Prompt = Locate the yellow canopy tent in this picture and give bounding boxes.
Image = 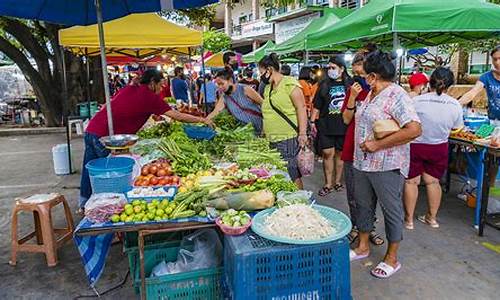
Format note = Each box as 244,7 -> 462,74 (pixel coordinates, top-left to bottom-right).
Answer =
204,52 -> 225,67
59,13 -> 202,58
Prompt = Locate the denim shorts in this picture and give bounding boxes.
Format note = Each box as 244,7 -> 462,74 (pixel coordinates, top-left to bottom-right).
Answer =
270,137 -> 301,181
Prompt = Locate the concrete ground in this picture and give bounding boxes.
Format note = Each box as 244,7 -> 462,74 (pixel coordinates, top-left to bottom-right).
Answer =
0,133 -> 498,300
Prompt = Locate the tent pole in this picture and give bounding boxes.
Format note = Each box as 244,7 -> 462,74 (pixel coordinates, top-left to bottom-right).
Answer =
187,47 -> 193,107
305,50 -> 310,65
201,46 -> 208,114
95,0 -> 114,136
61,47 -> 72,174
393,32 -> 401,83
85,49 -> 91,118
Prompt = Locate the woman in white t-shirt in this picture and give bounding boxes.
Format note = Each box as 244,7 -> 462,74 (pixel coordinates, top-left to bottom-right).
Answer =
404,67 -> 463,229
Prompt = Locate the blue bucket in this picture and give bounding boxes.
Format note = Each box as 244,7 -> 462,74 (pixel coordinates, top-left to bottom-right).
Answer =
86,157 -> 135,194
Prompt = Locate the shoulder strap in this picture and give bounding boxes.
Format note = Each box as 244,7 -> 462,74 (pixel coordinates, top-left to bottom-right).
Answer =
268,85 -> 298,133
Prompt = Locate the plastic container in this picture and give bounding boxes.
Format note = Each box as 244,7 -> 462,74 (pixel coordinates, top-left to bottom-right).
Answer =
86,157 -> 135,194
224,231 -> 351,300
78,102 -> 98,117
133,245 -> 222,299
52,144 -> 72,175
215,217 -> 252,236
183,124 -> 216,140
464,116 -> 489,131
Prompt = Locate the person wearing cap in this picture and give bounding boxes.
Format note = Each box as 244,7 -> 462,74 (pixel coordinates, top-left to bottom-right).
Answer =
408,72 -> 429,98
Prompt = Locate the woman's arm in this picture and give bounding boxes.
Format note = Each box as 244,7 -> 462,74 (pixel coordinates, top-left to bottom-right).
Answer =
459,81 -> 484,106
244,85 -> 263,105
342,83 -> 362,125
165,110 -> 213,127
206,96 -> 226,120
360,121 -> 422,153
290,86 -> 308,146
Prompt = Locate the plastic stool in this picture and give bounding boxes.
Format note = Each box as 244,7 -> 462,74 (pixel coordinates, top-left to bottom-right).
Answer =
68,119 -> 84,139
10,193 -> 74,267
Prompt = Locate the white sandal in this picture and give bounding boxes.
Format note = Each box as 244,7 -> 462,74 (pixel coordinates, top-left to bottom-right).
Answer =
371,261 -> 402,279
417,215 -> 439,228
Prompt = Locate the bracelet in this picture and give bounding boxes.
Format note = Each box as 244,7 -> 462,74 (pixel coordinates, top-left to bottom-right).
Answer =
346,106 -> 356,111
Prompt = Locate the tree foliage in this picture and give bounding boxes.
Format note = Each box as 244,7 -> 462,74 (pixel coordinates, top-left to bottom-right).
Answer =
203,30 -> 232,53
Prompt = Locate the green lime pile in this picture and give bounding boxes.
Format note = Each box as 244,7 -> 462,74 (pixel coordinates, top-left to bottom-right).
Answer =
110,199 -> 176,223
220,209 -> 251,227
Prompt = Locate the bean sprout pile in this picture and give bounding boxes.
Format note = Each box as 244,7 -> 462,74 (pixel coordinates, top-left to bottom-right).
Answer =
264,204 -> 335,241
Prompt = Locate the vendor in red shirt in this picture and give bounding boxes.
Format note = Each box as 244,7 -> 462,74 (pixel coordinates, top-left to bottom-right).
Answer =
340,49 -> 384,246
80,69 -> 213,210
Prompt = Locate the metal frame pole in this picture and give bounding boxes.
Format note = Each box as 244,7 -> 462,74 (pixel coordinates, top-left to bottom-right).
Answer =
95,0 -> 114,136
61,47 -> 73,174
187,47 -> 193,107
85,49 -> 91,118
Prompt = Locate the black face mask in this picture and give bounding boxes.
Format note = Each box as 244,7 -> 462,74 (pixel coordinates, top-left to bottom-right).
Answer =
260,71 -> 271,85
230,62 -> 239,72
224,85 -> 234,95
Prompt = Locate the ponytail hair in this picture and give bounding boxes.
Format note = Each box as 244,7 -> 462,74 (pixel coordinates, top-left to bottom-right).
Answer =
258,53 -> 280,71
364,50 -> 397,81
430,67 -> 454,96
215,66 -> 234,81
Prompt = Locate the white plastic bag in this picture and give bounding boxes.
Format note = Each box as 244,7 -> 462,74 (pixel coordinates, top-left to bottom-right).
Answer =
84,193 -> 127,223
298,146 -> 314,176
151,229 -> 222,277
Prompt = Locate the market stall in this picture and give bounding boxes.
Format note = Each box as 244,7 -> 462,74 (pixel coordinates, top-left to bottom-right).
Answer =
73,113 -> 352,298
242,41 -> 275,64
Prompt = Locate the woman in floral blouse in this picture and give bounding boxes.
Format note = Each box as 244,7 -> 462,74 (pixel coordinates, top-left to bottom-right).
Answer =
349,50 -> 422,279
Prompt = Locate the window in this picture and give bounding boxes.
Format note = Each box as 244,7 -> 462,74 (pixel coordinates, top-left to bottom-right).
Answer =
340,0 -> 360,9
239,15 -> 248,25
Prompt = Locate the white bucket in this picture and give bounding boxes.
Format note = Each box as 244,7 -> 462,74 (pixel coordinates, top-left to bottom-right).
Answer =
52,144 -> 72,175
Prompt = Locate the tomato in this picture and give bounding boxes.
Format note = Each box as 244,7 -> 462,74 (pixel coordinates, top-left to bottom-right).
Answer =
160,162 -> 169,169
134,179 -> 142,186
148,165 -> 158,176
158,178 -> 168,186
141,179 -> 151,186
165,166 -> 173,176
157,169 -> 167,177
150,177 -> 159,186
141,166 -> 149,176
171,177 -> 180,185
146,174 -> 154,180
164,177 -> 172,185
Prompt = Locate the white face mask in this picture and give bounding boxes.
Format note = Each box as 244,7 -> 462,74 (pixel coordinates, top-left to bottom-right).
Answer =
328,69 -> 340,80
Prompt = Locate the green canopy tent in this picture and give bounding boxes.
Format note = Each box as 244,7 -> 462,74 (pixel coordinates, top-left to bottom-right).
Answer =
307,0 -> 500,51
272,8 -> 352,56
242,41 -> 275,63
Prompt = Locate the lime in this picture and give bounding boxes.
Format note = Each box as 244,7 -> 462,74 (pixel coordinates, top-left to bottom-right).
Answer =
147,203 -> 156,211
125,207 -> 134,216
110,214 -> 120,223
156,209 -> 165,217
124,204 -> 133,211
164,207 -> 173,215
154,216 -> 162,221
120,213 -> 128,222
142,215 -> 150,222
152,199 -> 160,206
160,200 -> 169,209
133,215 -> 142,222
133,206 -> 142,213
125,216 -> 134,223
147,212 -> 156,220
132,200 -> 141,206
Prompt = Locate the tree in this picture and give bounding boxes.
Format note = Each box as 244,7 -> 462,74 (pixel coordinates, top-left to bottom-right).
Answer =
203,30 -> 232,53
0,18 -> 89,126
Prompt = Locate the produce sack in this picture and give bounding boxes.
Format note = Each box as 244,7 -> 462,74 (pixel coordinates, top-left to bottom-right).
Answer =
276,190 -> 313,208
297,146 -> 314,176
151,229 -> 222,277
84,193 -> 127,223
373,119 -> 400,140
206,190 -> 275,211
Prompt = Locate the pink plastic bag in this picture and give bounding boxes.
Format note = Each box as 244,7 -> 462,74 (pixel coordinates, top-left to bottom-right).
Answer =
298,146 -> 314,176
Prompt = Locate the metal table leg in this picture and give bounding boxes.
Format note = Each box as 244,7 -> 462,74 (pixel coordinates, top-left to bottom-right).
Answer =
479,152 -> 492,236
139,230 -> 146,300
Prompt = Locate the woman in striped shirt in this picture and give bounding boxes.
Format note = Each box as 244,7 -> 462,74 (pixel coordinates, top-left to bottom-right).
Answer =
207,67 -> 264,135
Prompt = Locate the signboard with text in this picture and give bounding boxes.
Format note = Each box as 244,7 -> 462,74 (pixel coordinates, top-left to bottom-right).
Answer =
275,13 -> 320,44
241,19 -> 274,39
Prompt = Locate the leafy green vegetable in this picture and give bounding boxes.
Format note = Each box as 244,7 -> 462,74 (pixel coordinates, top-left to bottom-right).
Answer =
137,122 -> 170,139
224,139 -> 287,170
202,123 -> 256,158
239,175 -> 298,195
158,138 -> 212,176
213,111 -> 241,131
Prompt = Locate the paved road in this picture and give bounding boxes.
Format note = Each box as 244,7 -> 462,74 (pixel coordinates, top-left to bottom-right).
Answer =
0,133 -> 498,299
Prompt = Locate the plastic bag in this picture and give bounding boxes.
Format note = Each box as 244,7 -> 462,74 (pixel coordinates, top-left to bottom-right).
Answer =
298,146 -> 314,176
276,190 -> 313,208
205,190 -> 275,211
84,193 -> 127,223
151,229 -> 222,277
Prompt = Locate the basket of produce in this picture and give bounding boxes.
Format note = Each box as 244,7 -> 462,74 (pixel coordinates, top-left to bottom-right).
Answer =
183,124 -> 216,140
215,209 -> 252,235
100,134 -> 139,148
251,204 -> 351,245
86,157 -> 135,194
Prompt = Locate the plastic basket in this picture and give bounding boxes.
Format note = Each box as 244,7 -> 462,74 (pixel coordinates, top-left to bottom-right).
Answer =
86,157 -> 134,194
251,204 -> 352,244
133,245 -> 222,299
215,217 -> 252,236
224,231 -> 351,300
183,125 -> 216,140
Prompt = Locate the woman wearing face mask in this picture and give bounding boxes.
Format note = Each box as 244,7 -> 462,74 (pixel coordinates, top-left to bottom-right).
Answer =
207,67 -> 263,135
311,56 -> 352,196
350,50 -> 422,279
258,53 -> 308,188
81,70 -> 213,211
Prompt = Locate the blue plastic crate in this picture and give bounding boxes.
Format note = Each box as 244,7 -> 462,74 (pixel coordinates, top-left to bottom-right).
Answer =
224,231 -> 351,300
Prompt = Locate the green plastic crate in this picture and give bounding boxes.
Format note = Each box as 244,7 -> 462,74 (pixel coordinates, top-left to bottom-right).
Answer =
133,245 -> 222,299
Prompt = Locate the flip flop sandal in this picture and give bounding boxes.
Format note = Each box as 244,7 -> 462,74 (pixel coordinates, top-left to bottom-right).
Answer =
405,221 -> 414,230
417,215 -> 440,228
349,249 -> 369,262
371,261 -> 402,279
348,229 -> 359,244
318,186 -> 334,197
369,231 -> 385,246
334,183 -> 345,192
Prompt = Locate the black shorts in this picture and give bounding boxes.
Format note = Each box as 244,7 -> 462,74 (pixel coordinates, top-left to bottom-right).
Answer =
317,133 -> 345,151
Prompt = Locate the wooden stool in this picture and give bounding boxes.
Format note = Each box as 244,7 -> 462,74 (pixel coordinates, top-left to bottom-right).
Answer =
10,193 -> 74,267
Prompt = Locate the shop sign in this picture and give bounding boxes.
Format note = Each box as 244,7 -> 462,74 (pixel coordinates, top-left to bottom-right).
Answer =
275,13 -> 320,44
241,19 -> 274,38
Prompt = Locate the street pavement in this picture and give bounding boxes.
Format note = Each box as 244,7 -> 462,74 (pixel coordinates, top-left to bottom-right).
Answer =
0,133 -> 498,299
